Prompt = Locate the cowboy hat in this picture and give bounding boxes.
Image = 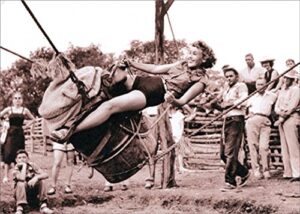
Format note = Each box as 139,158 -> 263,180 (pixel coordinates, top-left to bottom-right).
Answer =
260,56 -> 275,63
284,69 -> 297,79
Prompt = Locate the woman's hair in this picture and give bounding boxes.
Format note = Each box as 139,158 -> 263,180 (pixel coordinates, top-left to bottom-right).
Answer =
106,63 -> 128,97
192,40 -> 217,69
108,78 -> 128,97
12,91 -> 23,100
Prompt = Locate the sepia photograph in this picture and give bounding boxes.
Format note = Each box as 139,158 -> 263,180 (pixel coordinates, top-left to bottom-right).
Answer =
0,1 -> 299,213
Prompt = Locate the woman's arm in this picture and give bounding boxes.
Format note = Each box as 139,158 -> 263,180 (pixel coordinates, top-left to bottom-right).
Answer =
0,107 -> 10,118
23,108 -> 36,128
171,82 -> 206,107
129,60 -> 182,75
24,108 -> 35,120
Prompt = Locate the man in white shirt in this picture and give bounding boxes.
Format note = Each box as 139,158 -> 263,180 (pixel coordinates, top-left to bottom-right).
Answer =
239,53 -> 265,94
245,77 -> 277,179
275,70 -> 300,182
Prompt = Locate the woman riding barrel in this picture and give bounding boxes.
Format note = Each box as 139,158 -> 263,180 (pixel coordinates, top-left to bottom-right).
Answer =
50,40 -> 217,142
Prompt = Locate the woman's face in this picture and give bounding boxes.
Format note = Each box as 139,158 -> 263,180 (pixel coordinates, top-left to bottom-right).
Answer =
12,93 -> 23,106
186,46 -> 203,68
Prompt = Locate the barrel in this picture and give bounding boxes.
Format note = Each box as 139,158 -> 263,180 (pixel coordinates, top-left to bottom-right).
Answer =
70,113 -> 157,183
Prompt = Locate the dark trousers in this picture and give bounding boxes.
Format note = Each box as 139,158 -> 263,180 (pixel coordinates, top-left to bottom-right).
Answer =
220,116 -> 248,186
15,180 -> 47,207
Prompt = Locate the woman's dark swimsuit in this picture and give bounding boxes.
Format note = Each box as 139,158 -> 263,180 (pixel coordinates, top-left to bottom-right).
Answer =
132,76 -> 166,107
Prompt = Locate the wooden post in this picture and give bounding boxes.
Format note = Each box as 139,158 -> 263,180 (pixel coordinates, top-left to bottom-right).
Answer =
155,0 -> 176,188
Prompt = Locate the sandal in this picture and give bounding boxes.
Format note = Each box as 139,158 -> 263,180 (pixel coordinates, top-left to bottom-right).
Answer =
15,206 -> 23,214
64,185 -> 73,194
47,187 -> 56,195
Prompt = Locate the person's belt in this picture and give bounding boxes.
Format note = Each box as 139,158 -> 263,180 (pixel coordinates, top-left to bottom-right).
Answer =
225,115 -> 244,120
254,113 -> 269,118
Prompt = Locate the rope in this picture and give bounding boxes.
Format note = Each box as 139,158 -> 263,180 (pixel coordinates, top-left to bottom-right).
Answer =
188,62 -> 300,137
119,104 -> 171,137
21,0 -> 59,55
100,118 -> 143,164
20,0 -> 90,105
166,12 -> 179,58
115,105 -> 175,163
0,46 -> 34,63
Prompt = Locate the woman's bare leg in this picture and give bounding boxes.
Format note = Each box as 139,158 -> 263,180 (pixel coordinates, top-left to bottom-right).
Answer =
2,163 -> 9,183
75,90 -> 147,132
65,150 -> 75,187
50,149 -> 64,188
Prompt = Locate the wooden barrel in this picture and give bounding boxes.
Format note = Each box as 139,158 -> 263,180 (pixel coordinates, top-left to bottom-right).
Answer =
69,113 -> 157,183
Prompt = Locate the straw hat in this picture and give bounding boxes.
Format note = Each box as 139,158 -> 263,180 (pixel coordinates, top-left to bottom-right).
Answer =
260,56 -> 275,63
284,69 -> 297,79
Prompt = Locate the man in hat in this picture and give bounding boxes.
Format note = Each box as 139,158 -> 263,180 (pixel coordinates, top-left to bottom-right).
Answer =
240,53 -> 265,94
274,70 -> 300,182
260,57 -> 279,91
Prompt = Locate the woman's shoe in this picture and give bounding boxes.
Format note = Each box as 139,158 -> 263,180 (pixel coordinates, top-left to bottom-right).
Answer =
2,176 -> 8,184
47,187 -> 56,195
64,185 -> 73,194
121,184 -> 128,191
104,185 -> 113,192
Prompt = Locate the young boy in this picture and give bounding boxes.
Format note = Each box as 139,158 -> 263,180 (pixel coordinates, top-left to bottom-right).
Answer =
12,149 -> 54,214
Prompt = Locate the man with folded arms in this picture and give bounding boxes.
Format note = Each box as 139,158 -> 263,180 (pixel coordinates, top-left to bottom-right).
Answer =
274,70 -> 300,182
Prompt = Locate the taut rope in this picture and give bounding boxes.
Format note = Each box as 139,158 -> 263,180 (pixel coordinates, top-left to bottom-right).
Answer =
20,0 -> 59,54
0,46 -> 34,63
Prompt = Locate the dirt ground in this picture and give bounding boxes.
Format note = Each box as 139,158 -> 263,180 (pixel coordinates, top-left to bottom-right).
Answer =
1,152 -> 300,214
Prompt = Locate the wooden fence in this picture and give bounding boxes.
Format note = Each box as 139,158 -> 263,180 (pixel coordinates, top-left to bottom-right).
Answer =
24,118 -> 47,155
184,111 -> 284,170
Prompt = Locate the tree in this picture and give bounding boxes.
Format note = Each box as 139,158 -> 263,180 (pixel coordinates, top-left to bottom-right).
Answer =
0,44 -> 114,115
124,39 -> 187,77
67,44 -> 114,69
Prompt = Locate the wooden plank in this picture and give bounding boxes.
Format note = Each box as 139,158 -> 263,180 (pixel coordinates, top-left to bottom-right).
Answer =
270,153 -> 282,157
269,145 -> 281,149
191,133 -> 221,139
190,138 -> 220,144
191,143 -> 220,149
185,128 -> 222,134
189,155 -> 220,161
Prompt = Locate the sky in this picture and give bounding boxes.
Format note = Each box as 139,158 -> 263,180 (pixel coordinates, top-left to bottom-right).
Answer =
0,0 -> 299,73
